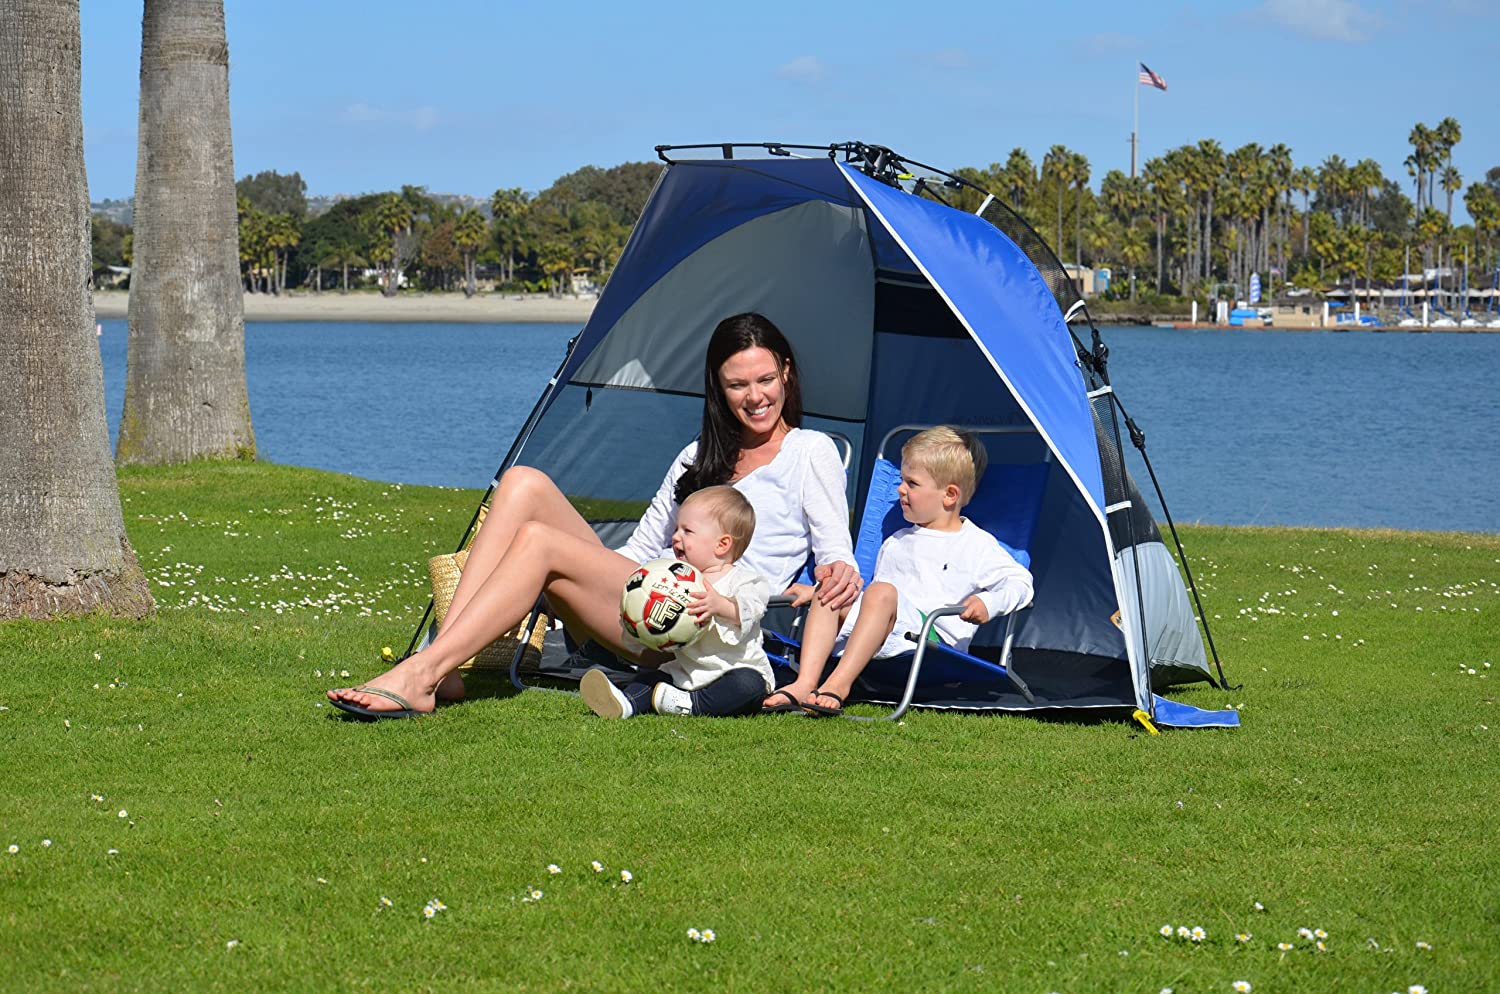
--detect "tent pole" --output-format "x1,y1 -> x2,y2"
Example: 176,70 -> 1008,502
1088,321 -> 1158,714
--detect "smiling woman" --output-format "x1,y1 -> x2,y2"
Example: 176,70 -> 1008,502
327,312 -> 862,720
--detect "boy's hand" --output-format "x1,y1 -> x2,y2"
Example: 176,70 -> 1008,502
783,582 -> 816,608
688,584 -> 737,625
960,595 -> 990,625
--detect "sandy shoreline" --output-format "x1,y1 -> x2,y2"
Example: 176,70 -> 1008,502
92,290 -> 596,324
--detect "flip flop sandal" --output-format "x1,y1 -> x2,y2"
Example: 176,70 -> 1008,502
329,686 -> 425,721
802,690 -> 845,717
761,689 -> 806,714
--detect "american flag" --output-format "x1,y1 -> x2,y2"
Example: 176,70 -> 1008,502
1138,63 -> 1168,91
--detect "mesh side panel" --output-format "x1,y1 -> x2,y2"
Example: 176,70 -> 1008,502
976,198 -> 1083,317
1092,394 -> 1160,551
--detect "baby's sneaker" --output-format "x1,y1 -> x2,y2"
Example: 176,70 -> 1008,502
581,668 -> 634,719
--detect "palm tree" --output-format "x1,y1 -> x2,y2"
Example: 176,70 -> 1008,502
489,187 -> 530,285
118,0 -> 255,466
0,0 -> 154,618
1434,117 -> 1461,211
375,193 -> 414,296
1196,140 -> 1224,286
1003,148 -> 1034,211
454,208 -> 487,297
1441,165 -> 1463,225
1407,123 -> 1435,213
1293,165 -> 1316,258
1070,151 -> 1091,269
1043,145 -> 1072,259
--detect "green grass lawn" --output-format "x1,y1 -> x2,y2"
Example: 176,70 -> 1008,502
2,463 -> 1496,993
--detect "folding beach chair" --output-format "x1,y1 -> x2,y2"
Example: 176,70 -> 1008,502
780,424 -> 1049,721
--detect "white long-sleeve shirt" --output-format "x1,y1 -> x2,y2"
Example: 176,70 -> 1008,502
842,518 -> 1034,654
616,428 -> 855,591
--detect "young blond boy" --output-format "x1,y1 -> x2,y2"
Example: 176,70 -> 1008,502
763,426 -> 1034,716
582,485 -> 774,719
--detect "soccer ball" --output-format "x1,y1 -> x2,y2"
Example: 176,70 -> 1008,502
620,557 -> 709,651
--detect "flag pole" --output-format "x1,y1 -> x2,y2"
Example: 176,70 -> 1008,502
1131,66 -> 1140,178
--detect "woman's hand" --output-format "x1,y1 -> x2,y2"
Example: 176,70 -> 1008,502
813,561 -> 863,611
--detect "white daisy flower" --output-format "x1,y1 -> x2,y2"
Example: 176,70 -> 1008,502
1314,928 -> 1327,939
591,860 -> 604,872
1409,986 -> 1427,994
1415,941 -> 1432,950
529,888 -> 543,900
1190,926 -> 1206,942
686,928 -> 701,941
1236,933 -> 1252,943
107,848 -> 119,855
619,870 -> 633,883
1316,941 -> 1327,952
1160,925 -> 1174,937
1253,901 -> 1265,912
6,845 -> 16,854
118,810 -> 128,819
701,929 -> 715,943
1233,982 -> 1251,993
423,905 -> 436,919
1177,926 -> 1191,938
1277,942 -> 1294,951
41,840 -> 51,848
226,939 -> 239,949
1297,927 -> 1314,940
379,896 -> 393,908
547,864 -> 561,875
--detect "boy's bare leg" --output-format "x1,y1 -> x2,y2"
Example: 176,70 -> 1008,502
807,582 -> 898,709
763,598 -> 845,708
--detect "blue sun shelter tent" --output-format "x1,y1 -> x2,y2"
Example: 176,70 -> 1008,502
443,143 -> 1235,728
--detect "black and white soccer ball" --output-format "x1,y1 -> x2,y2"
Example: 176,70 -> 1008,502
620,557 -> 709,651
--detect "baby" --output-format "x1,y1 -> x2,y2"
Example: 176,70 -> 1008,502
581,485 -> 773,718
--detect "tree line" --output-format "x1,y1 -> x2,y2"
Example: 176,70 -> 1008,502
93,121 -> 1496,305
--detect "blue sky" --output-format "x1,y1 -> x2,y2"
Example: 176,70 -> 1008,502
82,0 -> 1497,220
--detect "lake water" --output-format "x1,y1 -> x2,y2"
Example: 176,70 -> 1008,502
98,321 -> 1500,534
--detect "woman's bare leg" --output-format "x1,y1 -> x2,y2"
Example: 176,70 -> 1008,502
763,598 -> 847,708
433,467 -> 602,700
331,522 -> 637,714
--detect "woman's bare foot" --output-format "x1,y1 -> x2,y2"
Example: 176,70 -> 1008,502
328,654 -> 443,715
435,671 -> 466,702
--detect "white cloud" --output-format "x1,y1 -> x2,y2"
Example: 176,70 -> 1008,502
340,103 -> 441,131
774,56 -> 828,83
1253,0 -> 1381,42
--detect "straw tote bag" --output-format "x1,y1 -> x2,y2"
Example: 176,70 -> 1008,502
427,507 -> 547,672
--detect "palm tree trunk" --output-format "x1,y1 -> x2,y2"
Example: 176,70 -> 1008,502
0,0 -> 154,619
341,262 -> 348,294
118,0 -> 254,465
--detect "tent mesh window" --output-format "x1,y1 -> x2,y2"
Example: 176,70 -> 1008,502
974,198 -> 1084,316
